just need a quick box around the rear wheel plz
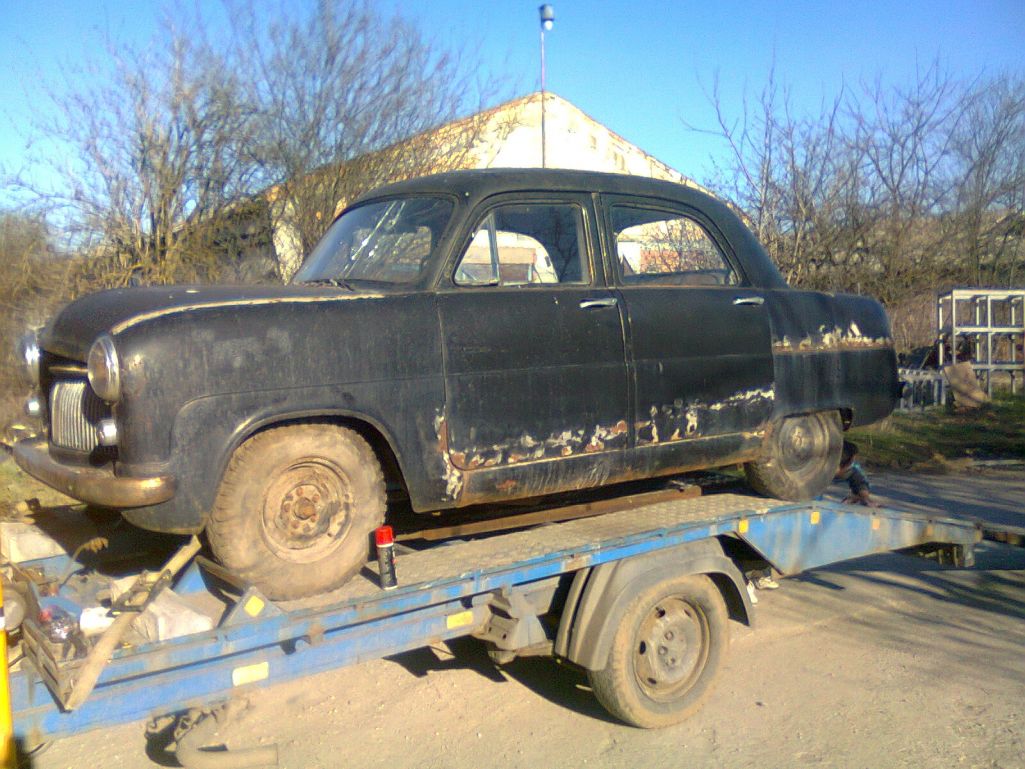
[744,411,842,501]
[587,574,728,728]
[207,423,385,600]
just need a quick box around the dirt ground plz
[23,469,1025,769]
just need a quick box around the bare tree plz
[695,64,1025,323]
[947,74,1025,287]
[696,70,783,255]
[12,22,259,288]
[6,0,498,288]
[694,67,860,289]
[0,212,72,415]
[231,0,496,277]
[847,64,964,302]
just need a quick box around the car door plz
[603,196,775,446]
[437,194,629,471]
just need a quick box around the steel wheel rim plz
[777,416,828,482]
[261,458,353,563]
[633,596,709,702]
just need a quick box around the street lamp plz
[539,4,554,168]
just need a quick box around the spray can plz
[375,526,398,590]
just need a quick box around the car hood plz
[42,284,378,360]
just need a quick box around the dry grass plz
[0,454,77,510]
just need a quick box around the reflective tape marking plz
[446,610,474,630]
[243,596,265,617]
[232,661,269,687]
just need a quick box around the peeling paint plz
[707,386,776,412]
[685,407,699,435]
[772,322,892,354]
[434,413,464,500]
[445,386,775,470]
[449,419,630,470]
[637,386,776,446]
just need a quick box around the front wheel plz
[207,423,386,600]
[587,574,729,728]
[744,411,842,501]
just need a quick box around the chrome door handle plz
[733,296,765,306]
[579,297,618,309]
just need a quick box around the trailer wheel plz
[744,411,842,501]
[207,424,385,600]
[587,574,728,728]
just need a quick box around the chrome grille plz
[50,380,109,452]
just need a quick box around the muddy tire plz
[587,574,728,729]
[744,411,842,501]
[207,423,385,600]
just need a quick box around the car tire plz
[744,411,842,501]
[207,423,385,600]
[587,574,729,729]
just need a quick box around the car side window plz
[612,206,739,286]
[454,203,589,287]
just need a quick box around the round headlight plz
[87,335,121,403]
[17,331,41,386]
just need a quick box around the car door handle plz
[733,296,765,306]
[579,297,618,310]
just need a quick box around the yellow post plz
[0,580,15,768]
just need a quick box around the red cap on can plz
[375,525,394,547]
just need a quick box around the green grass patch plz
[848,393,1025,470]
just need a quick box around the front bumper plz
[12,438,176,508]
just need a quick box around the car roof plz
[353,168,720,208]
[349,168,789,290]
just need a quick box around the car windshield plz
[294,196,453,285]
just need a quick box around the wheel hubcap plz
[261,460,353,563]
[634,597,709,701]
[778,416,826,479]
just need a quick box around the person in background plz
[836,440,878,507]
[748,440,878,602]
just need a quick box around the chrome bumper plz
[12,439,176,508]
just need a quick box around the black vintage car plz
[14,169,898,598]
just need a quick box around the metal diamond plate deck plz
[282,492,781,611]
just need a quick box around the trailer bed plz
[5,489,1017,751]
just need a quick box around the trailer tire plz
[744,411,842,501]
[587,574,728,728]
[207,423,385,600]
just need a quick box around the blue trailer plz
[3,488,1020,766]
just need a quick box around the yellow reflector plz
[446,610,474,630]
[243,596,265,617]
[232,661,269,687]
[872,518,881,531]
[0,581,14,767]
[810,510,821,525]
[738,519,749,534]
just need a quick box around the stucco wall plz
[469,93,692,185]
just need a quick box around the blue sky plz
[2,0,1024,189]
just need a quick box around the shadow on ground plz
[386,636,619,725]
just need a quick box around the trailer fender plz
[555,537,752,671]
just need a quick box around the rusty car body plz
[14,169,899,598]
